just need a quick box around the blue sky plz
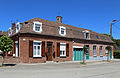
[0,0,120,39]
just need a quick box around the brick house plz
[0,16,114,63]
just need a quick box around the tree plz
[0,35,13,66]
[106,46,112,62]
[83,45,88,64]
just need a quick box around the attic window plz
[83,30,90,39]
[96,35,100,39]
[103,37,107,40]
[33,22,42,32]
[59,26,66,36]
[16,22,22,33]
[8,28,13,36]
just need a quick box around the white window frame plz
[59,26,66,36]
[33,41,42,57]
[60,43,66,57]
[16,22,22,33]
[33,22,42,32]
[83,30,90,39]
[99,46,103,56]
[8,27,13,36]
[93,46,97,56]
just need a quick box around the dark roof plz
[10,17,113,43]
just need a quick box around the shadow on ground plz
[3,64,16,66]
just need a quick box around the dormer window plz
[59,26,66,36]
[33,22,42,32]
[103,37,107,40]
[16,22,22,33]
[8,27,13,36]
[96,35,100,39]
[83,30,90,39]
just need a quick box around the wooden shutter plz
[57,43,60,57]
[29,40,33,57]
[41,41,45,57]
[66,43,69,57]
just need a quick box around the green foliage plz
[114,51,120,58]
[102,33,120,49]
[81,62,86,65]
[83,45,88,53]
[106,46,112,51]
[0,35,13,53]
[114,50,120,52]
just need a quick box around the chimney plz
[12,22,15,28]
[56,16,62,23]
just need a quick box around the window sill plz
[93,55,97,57]
[33,56,42,58]
[60,56,67,58]
[100,55,103,57]
[34,31,42,33]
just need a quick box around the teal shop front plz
[74,48,83,61]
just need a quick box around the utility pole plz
[110,20,117,39]
[110,22,112,39]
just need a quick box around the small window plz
[60,43,66,56]
[96,35,100,39]
[16,22,22,33]
[93,46,96,56]
[33,41,42,57]
[83,30,90,39]
[99,46,103,56]
[103,37,107,40]
[33,22,42,32]
[59,26,66,36]
[8,28,13,36]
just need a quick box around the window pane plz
[60,51,62,55]
[61,28,65,34]
[35,23,41,31]
[37,46,40,55]
[34,46,36,55]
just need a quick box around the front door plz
[46,42,53,61]
[74,48,83,61]
[110,50,112,59]
[86,45,89,60]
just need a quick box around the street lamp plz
[110,19,117,39]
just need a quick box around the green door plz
[86,46,89,60]
[110,50,112,59]
[74,48,83,61]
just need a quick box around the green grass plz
[81,62,86,65]
[114,50,120,52]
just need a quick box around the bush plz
[114,50,120,58]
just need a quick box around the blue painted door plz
[86,46,89,60]
[74,48,83,61]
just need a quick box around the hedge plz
[114,50,120,58]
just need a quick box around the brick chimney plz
[56,16,62,23]
[12,22,15,28]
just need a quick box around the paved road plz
[0,61,120,78]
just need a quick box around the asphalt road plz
[0,61,120,78]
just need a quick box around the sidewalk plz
[17,59,120,66]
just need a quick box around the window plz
[8,28,13,36]
[83,30,90,39]
[33,22,42,32]
[33,41,42,57]
[60,43,66,56]
[103,37,107,40]
[16,22,22,33]
[96,35,100,39]
[99,46,103,56]
[93,46,96,56]
[59,26,66,36]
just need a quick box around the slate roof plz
[10,17,113,43]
